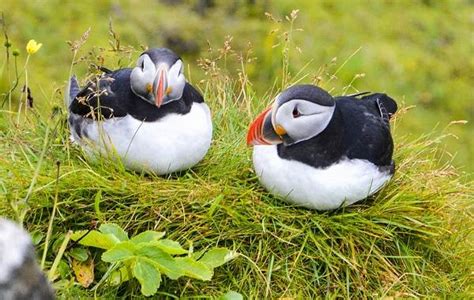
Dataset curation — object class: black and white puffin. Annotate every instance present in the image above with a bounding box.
[247,85,397,210]
[67,48,212,175]
[0,218,54,299]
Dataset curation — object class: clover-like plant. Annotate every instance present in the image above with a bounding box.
[71,224,237,296]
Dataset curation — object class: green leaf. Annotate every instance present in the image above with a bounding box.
[136,244,184,279]
[109,269,122,286]
[57,260,70,280]
[191,249,205,260]
[152,239,187,255]
[219,291,244,300]
[69,247,89,262]
[109,266,132,286]
[199,248,237,269]
[30,231,44,246]
[175,257,213,281]
[71,230,118,250]
[102,241,136,262]
[70,230,88,242]
[99,223,128,241]
[130,231,166,244]
[133,258,161,296]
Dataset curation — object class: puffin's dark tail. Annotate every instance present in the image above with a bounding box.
[363,93,398,124]
[65,76,80,108]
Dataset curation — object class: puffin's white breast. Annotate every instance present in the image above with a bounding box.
[252,145,392,210]
[0,219,32,283]
[72,103,212,174]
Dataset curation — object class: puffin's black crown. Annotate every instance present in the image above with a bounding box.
[279,84,334,107]
[141,48,181,66]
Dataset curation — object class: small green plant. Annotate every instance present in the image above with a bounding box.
[71,223,237,296]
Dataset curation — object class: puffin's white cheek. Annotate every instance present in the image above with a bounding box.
[297,112,333,138]
[131,69,146,93]
[285,118,316,140]
[169,75,186,100]
[168,61,182,79]
[274,105,293,130]
[145,69,156,80]
[278,110,334,143]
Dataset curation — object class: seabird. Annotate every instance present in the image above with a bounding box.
[67,48,212,175]
[247,84,397,210]
[0,218,54,299]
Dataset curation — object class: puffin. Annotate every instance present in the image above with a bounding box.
[247,85,398,210]
[0,218,54,299]
[67,48,212,175]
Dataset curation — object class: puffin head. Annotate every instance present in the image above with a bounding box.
[130,48,186,108]
[247,85,336,146]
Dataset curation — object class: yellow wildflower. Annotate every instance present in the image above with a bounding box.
[26,39,42,54]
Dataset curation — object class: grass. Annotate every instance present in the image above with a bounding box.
[0,34,473,298]
[1,0,473,172]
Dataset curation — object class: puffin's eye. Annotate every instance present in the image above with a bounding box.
[137,56,145,70]
[292,106,301,118]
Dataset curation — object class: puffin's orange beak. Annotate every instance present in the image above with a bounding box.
[247,106,284,146]
[155,69,166,108]
[247,107,272,146]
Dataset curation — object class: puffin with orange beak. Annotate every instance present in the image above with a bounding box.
[68,48,212,175]
[247,85,397,210]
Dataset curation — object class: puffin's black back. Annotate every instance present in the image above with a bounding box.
[338,93,396,166]
[69,69,203,122]
[277,93,397,168]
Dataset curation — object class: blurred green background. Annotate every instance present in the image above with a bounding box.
[1,0,472,173]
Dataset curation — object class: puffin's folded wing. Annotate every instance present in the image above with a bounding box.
[182,82,205,103]
[68,71,130,119]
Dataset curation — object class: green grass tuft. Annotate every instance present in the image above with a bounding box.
[0,14,473,296]
[0,70,472,297]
